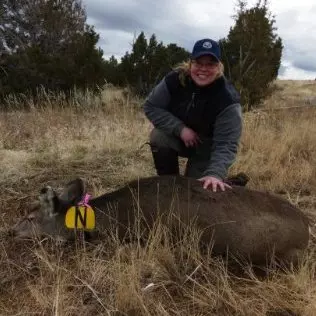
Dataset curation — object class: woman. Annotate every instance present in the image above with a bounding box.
[143,38,242,192]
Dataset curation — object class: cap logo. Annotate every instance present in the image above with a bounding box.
[202,41,212,49]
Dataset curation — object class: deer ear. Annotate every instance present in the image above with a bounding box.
[59,178,85,205]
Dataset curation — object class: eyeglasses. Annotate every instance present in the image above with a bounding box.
[191,60,218,69]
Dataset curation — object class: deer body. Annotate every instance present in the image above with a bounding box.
[12,175,310,265]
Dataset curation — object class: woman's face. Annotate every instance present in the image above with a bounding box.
[190,55,220,87]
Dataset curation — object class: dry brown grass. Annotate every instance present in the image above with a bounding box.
[0,80,316,315]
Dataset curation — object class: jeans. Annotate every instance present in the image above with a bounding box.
[149,128,213,178]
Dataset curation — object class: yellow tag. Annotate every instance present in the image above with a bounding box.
[65,206,95,230]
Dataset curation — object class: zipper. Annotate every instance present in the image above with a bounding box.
[185,92,196,116]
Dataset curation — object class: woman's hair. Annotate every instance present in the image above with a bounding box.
[173,59,224,86]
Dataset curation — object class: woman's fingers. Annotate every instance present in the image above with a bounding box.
[198,176,232,192]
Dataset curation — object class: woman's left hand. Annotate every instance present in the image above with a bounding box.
[198,176,232,192]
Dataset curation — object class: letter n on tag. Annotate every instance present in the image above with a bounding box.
[65,206,95,230]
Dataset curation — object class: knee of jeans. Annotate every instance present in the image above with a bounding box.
[185,160,208,178]
[149,129,161,145]
[149,128,181,151]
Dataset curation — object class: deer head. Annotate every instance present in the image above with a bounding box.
[11,178,85,240]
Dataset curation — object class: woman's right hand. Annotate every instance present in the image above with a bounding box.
[180,127,201,147]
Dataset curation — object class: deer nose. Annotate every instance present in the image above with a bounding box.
[40,187,48,194]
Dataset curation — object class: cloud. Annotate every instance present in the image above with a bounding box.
[83,0,316,79]
[96,29,134,58]
[292,59,316,73]
[279,62,316,80]
[278,64,288,76]
[269,2,316,78]
[84,0,183,34]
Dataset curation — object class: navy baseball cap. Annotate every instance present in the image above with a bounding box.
[191,38,221,61]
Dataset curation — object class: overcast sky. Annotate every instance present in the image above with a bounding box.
[82,0,316,80]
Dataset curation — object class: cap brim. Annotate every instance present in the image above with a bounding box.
[191,52,220,61]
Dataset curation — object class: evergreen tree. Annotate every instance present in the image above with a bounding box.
[104,55,121,85]
[219,0,283,109]
[108,32,189,95]
[130,31,149,93]
[0,0,106,99]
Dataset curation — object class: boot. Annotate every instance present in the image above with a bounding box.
[150,146,179,176]
[225,172,250,187]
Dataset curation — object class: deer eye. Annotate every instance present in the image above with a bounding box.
[27,213,36,222]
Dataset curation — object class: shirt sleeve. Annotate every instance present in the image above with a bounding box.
[143,77,185,136]
[203,103,242,180]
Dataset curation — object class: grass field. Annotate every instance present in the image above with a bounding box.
[0,80,315,315]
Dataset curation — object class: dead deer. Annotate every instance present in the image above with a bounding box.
[11,175,310,266]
